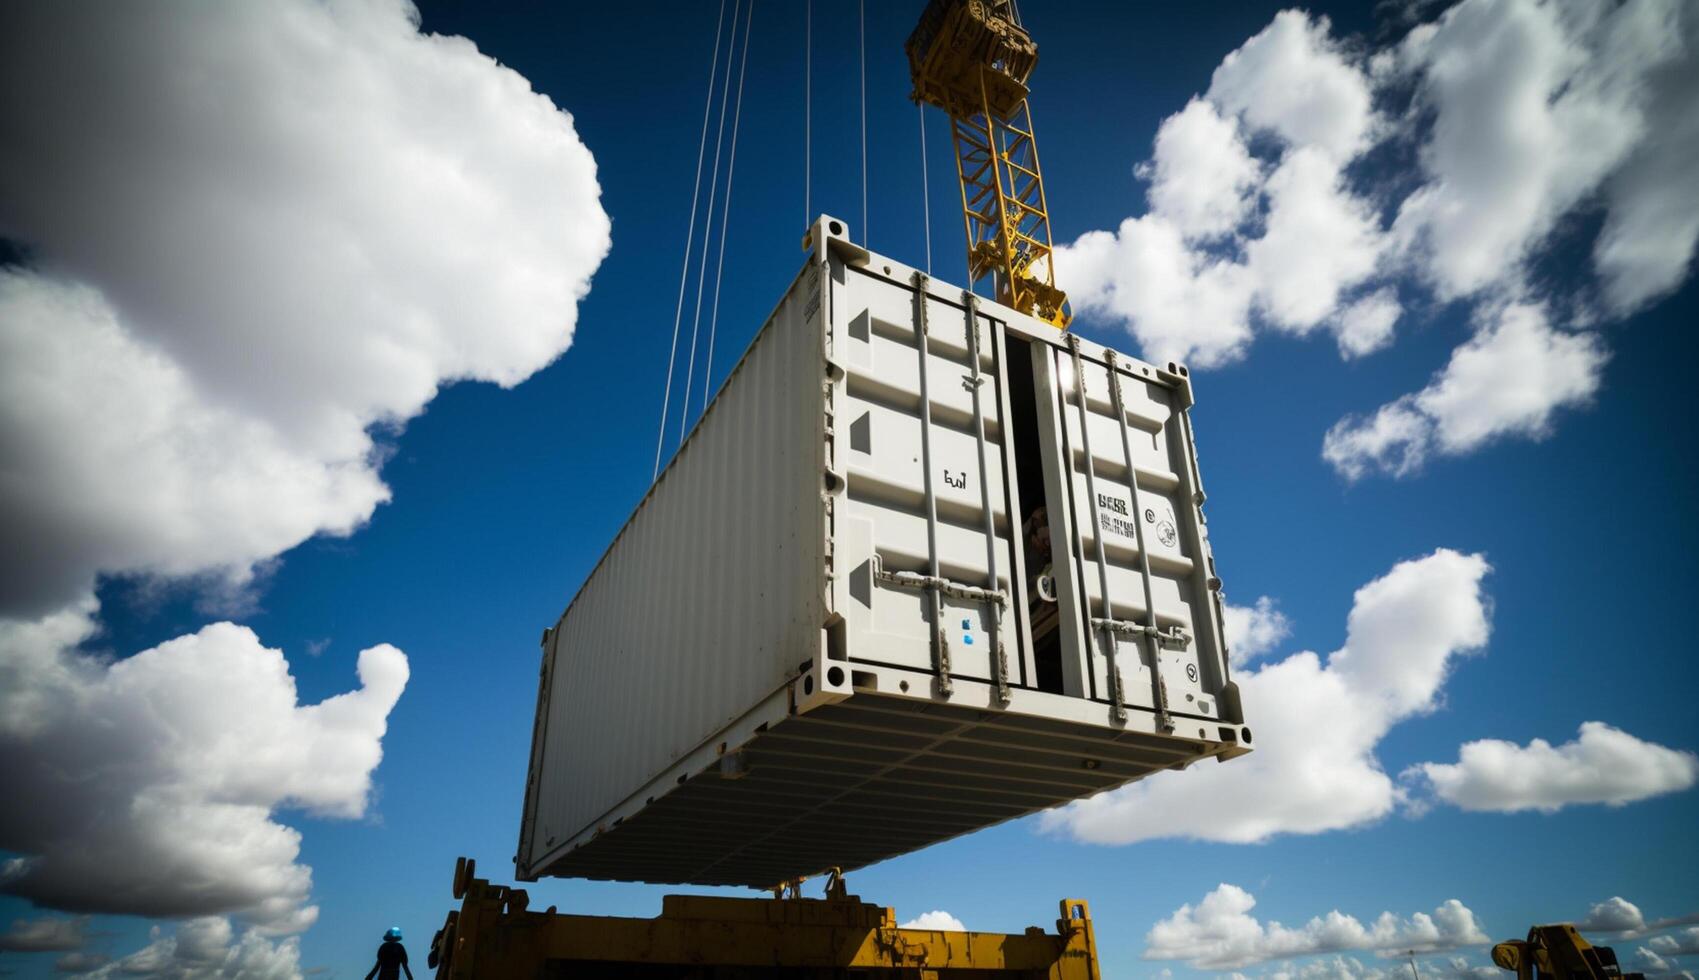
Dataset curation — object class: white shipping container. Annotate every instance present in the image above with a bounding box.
[517,217,1251,887]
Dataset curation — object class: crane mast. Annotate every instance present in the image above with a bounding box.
[906,0,1070,329]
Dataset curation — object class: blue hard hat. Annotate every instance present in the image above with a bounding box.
[384,926,403,941]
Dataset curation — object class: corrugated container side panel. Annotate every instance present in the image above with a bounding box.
[528,266,825,859]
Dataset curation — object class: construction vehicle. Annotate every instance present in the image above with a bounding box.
[430,857,1103,978]
[907,0,1071,329]
[1492,925,1645,980]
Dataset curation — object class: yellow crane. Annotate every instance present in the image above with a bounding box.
[1492,924,1646,980]
[906,0,1071,329]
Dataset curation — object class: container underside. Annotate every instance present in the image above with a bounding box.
[537,693,1222,887]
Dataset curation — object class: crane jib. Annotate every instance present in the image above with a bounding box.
[905,0,1071,330]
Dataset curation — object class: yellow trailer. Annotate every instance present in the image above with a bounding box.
[430,857,1103,978]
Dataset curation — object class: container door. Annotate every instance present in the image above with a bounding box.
[830,266,1028,693]
[1033,340,1229,726]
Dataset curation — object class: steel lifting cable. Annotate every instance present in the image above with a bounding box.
[918,103,931,274]
[804,0,811,226]
[679,0,744,444]
[654,0,729,479]
[702,0,756,412]
[859,0,868,243]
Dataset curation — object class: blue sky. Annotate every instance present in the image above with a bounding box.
[2,1,1697,978]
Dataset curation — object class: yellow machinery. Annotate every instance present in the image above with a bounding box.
[906,0,1071,329]
[1492,924,1644,980]
[430,857,1104,978]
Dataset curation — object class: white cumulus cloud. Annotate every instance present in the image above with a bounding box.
[0,0,607,938]
[1223,596,1292,667]
[54,951,113,974]
[1142,99,1261,241]
[1432,957,1506,980]
[1042,549,1490,845]
[1271,957,1391,980]
[1054,10,1384,370]
[1332,288,1403,360]
[1593,12,1699,315]
[901,911,968,932]
[0,611,408,932]
[71,916,301,980]
[1636,947,1677,975]
[1245,148,1388,337]
[1581,897,1649,935]
[0,915,89,952]
[1143,883,1488,970]
[1058,0,1698,476]
[1388,0,1691,305]
[1650,927,1699,956]
[1264,953,1501,980]
[1322,303,1606,479]
[1061,218,1257,369]
[1053,8,1385,369]
[0,0,610,618]
[1208,10,1377,160]
[1404,722,1699,814]
[0,272,390,614]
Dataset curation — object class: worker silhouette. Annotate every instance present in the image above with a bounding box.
[365,926,414,980]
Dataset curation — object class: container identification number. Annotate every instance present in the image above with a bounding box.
[1097,494,1137,539]
[1099,512,1138,540]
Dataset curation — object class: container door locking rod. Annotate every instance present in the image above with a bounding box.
[873,557,1008,607]
[1066,334,1127,724]
[1103,350,1176,734]
[962,293,1012,705]
[910,272,951,696]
